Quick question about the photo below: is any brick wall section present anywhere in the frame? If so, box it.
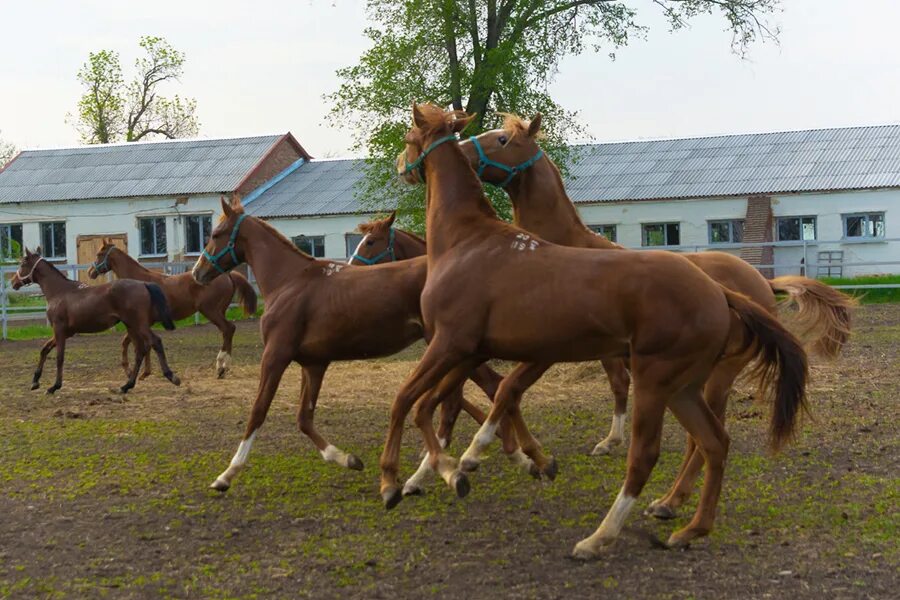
[236,137,306,198]
[739,196,774,278]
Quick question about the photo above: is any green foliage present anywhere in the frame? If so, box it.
[72,36,199,144]
[329,0,780,233]
[0,130,17,167]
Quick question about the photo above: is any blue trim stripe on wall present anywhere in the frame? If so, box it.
[242,158,306,206]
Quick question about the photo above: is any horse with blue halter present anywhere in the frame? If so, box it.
[88,237,257,379]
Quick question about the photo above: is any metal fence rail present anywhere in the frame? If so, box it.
[1,237,898,340]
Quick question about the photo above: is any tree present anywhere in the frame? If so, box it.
[329,0,780,232]
[72,36,199,144]
[0,131,16,167]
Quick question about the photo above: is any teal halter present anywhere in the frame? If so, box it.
[469,135,544,187]
[403,134,458,180]
[351,227,396,265]
[202,213,248,274]
[92,245,115,273]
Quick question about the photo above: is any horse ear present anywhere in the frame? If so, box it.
[528,113,542,137]
[412,102,426,128]
[451,113,475,134]
[23,246,30,256]
[34,246,42,256]
[221,195,235,218]
[387,211,396,226]
[231,194,242,210]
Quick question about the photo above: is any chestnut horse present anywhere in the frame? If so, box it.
[87,239,257,379]
[190,199,522,493]
[382,104,807,557]
[456,114,854,518]
[10,248,181,394]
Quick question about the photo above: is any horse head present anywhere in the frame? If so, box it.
[192,196,247,285]
[348,211,397,265]
[396,103,474,186]
[88,238,118,279]
[11,247,44,290]
[458,113,544,188]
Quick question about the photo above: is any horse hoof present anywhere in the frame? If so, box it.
[571,539,612,561]
[168,374,181,386]
[210,479,230,492]
[119,384,133,394]
[31,382,40,391]
[139,373,151,381]
[528,461,542,479]
[45,387,57,395]
[451,471,470,499]
[382,487,403,510]
[542,457,559,481]
[346,454,364,471]
[402,483,424,497]
[590,443,612,456]
[645,502,677,520]
[217,368,226,379]
[459,457,479,473]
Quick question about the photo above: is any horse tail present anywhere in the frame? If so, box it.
[768,276,856,359]
[722,287,808,452]
[228,272,258,316]
[145,283,176,331]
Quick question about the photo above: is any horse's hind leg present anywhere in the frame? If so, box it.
[297,363,363,471]
[646,357,742,520]
[205,307,236,379]
[148,332,180,386]
[211,345,291,492]
[663,387,731,549]
[120,330,147,394]
[45,330,68,395]
[120,334,131,375]
[572,376,669,559]
[31,337,56,390]
[592,358,630,455]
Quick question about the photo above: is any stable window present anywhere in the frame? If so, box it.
[587,224,617,243]
[139,217,167,256]
[776,216,816,241]
[345,233,364,258]
[40,221,66,259]
[184,215,212,254]
[293,235,325,258]
[0,223,23,260]
[642,222,680,247]
[708,219,744,244]
[843,212,885,239]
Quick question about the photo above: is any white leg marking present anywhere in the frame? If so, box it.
[591,413,626,456]
[215,350,233,372]
[213,430,258,489]
[461,420,499,466]
[508,448,535,473]
[573,487,636,558]
[403,453,434,495]
[320,444,351,468]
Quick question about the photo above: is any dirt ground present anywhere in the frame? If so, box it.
[0,305,897,599]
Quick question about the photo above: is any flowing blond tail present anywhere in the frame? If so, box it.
[768,276,856,359]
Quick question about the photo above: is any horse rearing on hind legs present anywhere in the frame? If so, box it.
[87,239,257,379]
[455,113,855,520]
[189,198,523,494]
[382,103,808,558]
[10,248,181,394]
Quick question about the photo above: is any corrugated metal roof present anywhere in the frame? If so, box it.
[0,134,285,203]
[247,124,900,218]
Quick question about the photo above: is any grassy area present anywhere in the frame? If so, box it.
[820,275,900,303]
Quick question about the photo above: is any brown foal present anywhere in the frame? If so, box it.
[11,248,181,394]
[452,114,855,518]
[381,104,807,557]
[87,240,257,379]
[190,198,520,493]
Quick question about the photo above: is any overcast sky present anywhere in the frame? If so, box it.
[2,0,899,156]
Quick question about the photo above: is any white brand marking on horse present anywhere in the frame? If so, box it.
[323,262,345,277]
[510,232,539,252]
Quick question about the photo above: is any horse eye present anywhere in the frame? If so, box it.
[366,239,375,246]
[498,135,508,146]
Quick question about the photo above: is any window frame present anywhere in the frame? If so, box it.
[293,234,326,258]
[641,222,680,247]
[0,223,23,261]
[587,224,617,243]
[842,212,886,240]
[345,233,364,258]
[775,215,817,242]
[183,214,213,256]
[707,219,744,244]
[39,221,67,259]
[139,216,168,257]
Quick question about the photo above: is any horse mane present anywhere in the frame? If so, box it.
[415,103,467,134]
[358,218,386,234]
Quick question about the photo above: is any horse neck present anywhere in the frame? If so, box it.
[508,157,619,250]
[395,229,427,259]
[33,262,78,299]
[423,143,497,257]
[240,217,315,297]
[109,250,159,280]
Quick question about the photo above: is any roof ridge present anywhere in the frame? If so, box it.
[18,133,289,154]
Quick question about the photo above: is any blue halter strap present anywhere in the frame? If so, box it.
[469,136,544,187]
[351,227,396,265]
[92,245,116,273]
[202,213,248,274]
[403,134,458,180]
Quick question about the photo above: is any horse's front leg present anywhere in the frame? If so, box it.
[31,337,56,390]
[45,330,68,395]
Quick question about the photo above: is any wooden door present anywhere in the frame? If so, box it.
[76,234,127,285]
